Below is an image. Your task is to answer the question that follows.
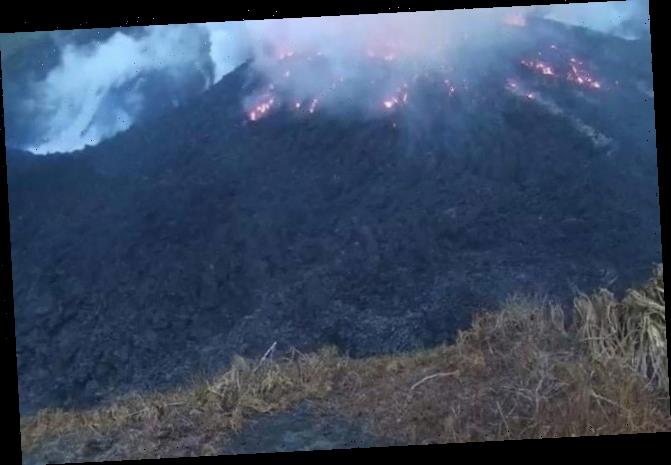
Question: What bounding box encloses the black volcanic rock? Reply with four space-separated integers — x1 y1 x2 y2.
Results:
6 25 661 416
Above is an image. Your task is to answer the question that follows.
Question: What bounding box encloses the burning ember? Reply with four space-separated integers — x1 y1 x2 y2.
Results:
248 95 276 122
521 59 556 76
503 13 527 27
383 98 398 109
505 78 536 101
382 85 411 111
277 50 295 61
444 80 456 95
521 52 603 90
567 62 601 89
364 42 403 64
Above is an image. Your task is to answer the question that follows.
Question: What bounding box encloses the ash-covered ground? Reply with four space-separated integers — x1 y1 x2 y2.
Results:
5 16 660 416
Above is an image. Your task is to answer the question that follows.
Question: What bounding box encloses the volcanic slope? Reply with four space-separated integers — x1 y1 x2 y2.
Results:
6 19 661 415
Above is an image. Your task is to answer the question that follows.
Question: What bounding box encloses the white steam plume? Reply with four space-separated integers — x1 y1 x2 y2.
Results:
5 1 650 154
202 1 650 119
22 24 212 154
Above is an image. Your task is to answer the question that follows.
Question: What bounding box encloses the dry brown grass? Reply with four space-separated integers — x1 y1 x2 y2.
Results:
20 265 670 461
20 346 346 461
329 268 669 444
574 264 667 391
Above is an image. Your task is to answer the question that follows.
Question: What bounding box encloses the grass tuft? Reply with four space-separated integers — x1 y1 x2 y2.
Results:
574 264 667 391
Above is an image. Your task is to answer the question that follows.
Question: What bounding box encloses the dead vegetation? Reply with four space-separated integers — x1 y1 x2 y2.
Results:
20 265 669 461
20 347 346 461
332 264 669 444
574 263 667 391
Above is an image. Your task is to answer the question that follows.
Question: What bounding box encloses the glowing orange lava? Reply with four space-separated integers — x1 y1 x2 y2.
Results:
382 84 409 111
521 59 556 76
567 61 601 89
248 96 276 122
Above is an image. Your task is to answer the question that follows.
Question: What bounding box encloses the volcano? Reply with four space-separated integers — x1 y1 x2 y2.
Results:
5 17 660 416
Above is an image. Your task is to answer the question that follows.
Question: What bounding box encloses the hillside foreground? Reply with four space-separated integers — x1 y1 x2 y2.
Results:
20 264 669 462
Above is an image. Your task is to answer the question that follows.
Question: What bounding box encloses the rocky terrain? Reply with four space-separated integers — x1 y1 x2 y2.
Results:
6 18 660 417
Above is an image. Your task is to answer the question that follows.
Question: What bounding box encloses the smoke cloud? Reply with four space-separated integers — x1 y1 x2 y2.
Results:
5 24 213 154
221 8 533 119
206 1 650 121
2 1 650 155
